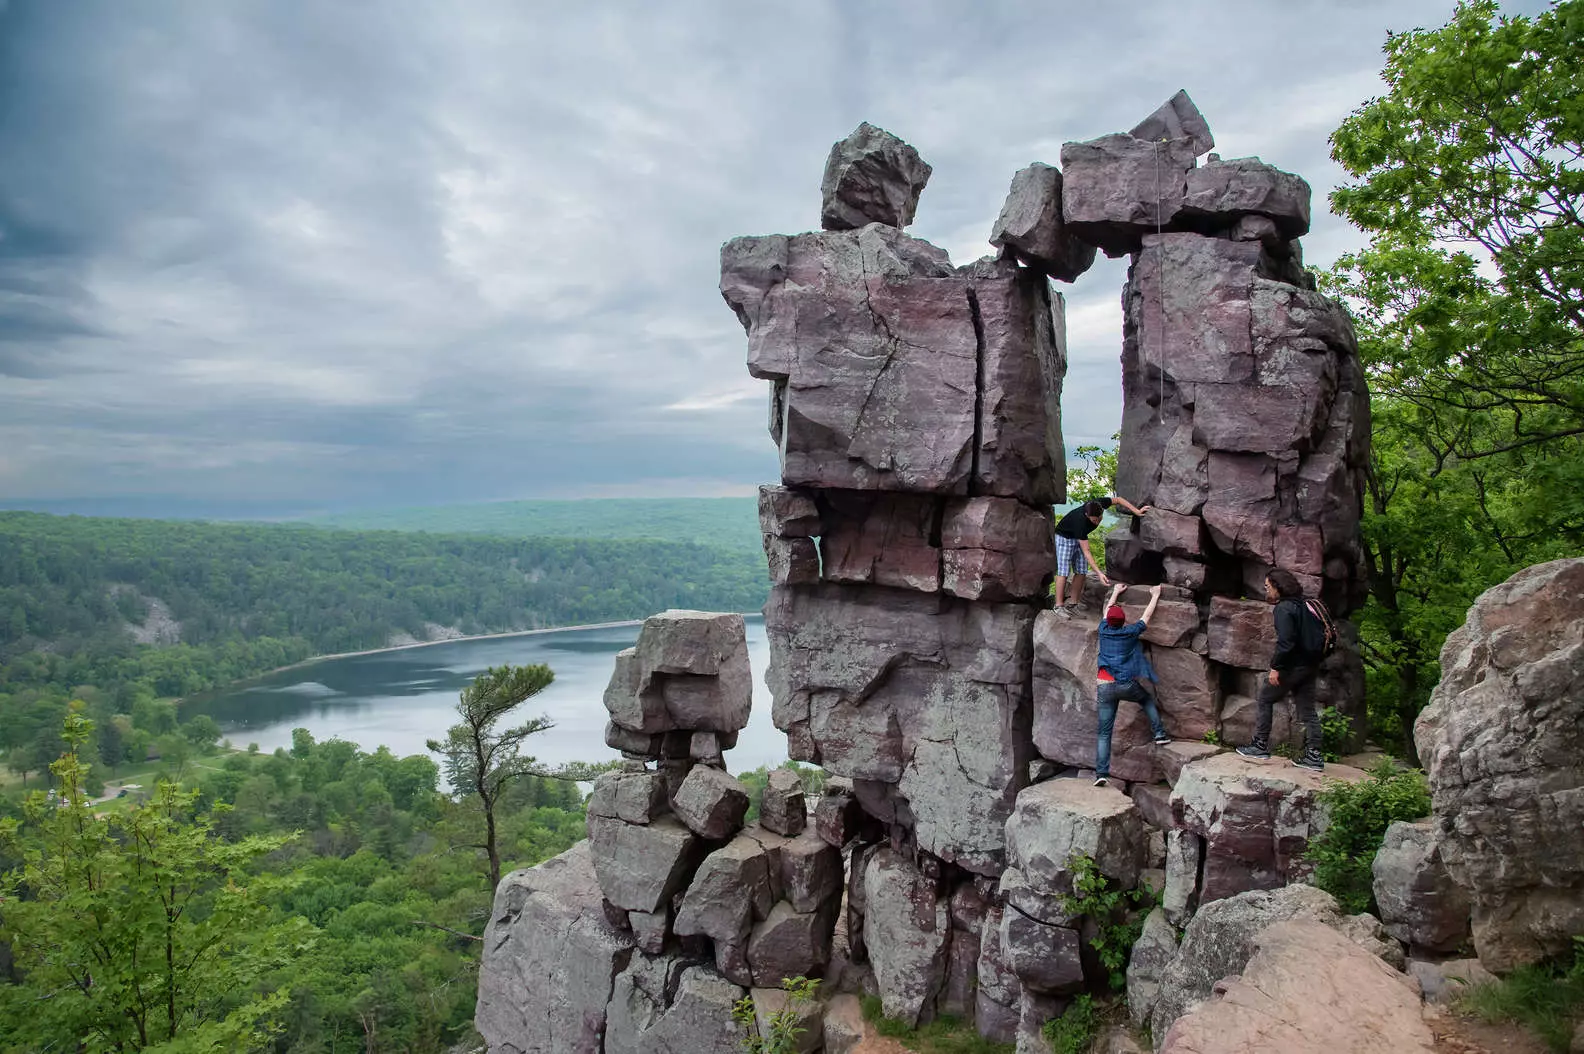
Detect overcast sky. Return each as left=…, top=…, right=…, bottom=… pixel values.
left=0, top=0, right=1547, bottom=518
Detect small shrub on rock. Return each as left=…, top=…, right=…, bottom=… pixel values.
left=1305, top=760, right=1430, bottom=914
left=1057, top=853, right=1156, bottom=990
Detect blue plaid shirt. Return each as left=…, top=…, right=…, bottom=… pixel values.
left=1097, top=619, right=1155, bottom=683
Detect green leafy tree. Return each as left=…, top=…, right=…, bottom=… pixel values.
left=1066, top=438, right=1119, bottom=502
left=1305, top=761, right=1431, bottom=914
left=427, top=664, right=557, bottom=889
left=1325, top=0, right=1584, bottom=752
left=0, top=713, right=311, bottom=1051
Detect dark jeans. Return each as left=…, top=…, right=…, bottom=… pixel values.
left=1096, top=678, right=1167, bottom=777
left=1253, top=664, right=1321, bottom=754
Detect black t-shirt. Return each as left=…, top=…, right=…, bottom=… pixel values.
left=1056, top=498, right=1113, bottom=539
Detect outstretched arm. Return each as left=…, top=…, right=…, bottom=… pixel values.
left=1079, top=539, right=1111, bottom=585
left=1111, top=495, right=1152, bottom=516
left=1140, top=584, right=1162, bottom=625
left=1107, top=582, right=1125, bottom=607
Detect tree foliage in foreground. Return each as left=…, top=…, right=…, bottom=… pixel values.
left=1325, top=0, right=1584, bottom=754
left=0, top=713, right=309, bottom=1052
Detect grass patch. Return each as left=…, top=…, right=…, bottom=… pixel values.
left=1042, top=994, right=1098, bottom=1054
left=858, top=997, right=1014, bottom=1054
left=1459, top=940, right=1584, bottom=1052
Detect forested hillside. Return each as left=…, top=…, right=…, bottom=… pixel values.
left=307, top=496, right=761, bottom=552
left=0, top=511, right=767, bottom=700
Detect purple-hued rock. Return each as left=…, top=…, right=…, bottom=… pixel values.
left=1138, top=509, right=1205, bottom=560
left=672, top=765, right=750, bottom=840
left=1371, top=819, right=1472, bottom=953
left=746, top=898, right=841, bottom=985
left=758, top=484, right=821, bottom=537
left=1205, top=596, right=1274, bottom=671
left=972, top=267, right=1069, bottom=504
left=1180, top=157, right=1311, bottom=237
left=1130, top=234, right=1263, bottom=386
left=940, top=496, right=1056, bottom=601
left=864, top=848, right=951, bottom=1027
left=1130, top=89, right=1215, bottom=156
left=760, top=767, right=808, bottom=838
left=989, top=163, right=1097, bottom=281
left=1031, top=610, right=1217, bottom=782
left=476, top=842, right=634, bottom=1054
left=778, top=829, right=843, bottom=913
left=765, top=582, right=1033, bottom=874
left=819, top=491, right=942, bottom=593
left=763, top=535, right=820, bottom=585
left=820, top=122, right=932, bottom=231
left=588, top=814, right=704, bottom=913
left=1415, top=558, right=1584, bottom=971
left=1170, top=752, right=1367, bottom=905
left=1061, top=134, right=1198, bottom=256
left=811, top=778, right=857, bottom=846
left=674, top=828, right=782, bottom=946
left=999, top=908, right=1085, bottom=993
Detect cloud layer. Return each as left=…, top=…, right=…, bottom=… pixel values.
left=0, top=0, right=1543, bottom=515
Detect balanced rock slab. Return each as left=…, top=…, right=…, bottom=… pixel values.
left=672, top=765, right=750, bottom=840
left=989, top=162, right=1096, bottom=281
left=1061, top=134, right=1198, bottom=257
left=820, top=121, right=932, bottom=231
left=1415, top=556, right=1584, bottom=971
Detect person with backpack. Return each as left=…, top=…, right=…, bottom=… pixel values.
left=1236, top=568, right=1334, bottom=771
left=1052, top=495, right=1151, bottom=617
left=1093, top=581, right=1172, bottom=787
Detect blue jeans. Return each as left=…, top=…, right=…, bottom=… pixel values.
left=1096, top=679, right=1167, bottom=777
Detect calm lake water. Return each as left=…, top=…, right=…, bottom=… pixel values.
left=188, top=616, right=788, bottom=775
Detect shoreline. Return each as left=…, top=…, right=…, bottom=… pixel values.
left=176, top=610, right=761, bottom=708
left=268, top=618, right=649, bottom=673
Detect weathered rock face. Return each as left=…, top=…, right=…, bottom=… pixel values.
left=1170, top=752, right=1366, bottom=905
left=1145, top=883, right=1397, bottom=1041
left=1415, top=557, right=1584, bottom=971
left=765, top=582, right=1034, bottom=874
left=863, top=848, right=951, bottom=1027
left=476, top=843, right=634, bottom=1054
left=820, top=121, right=933, bottom=231
left=1158, top=920, right=1433, bottom=1054
left=990, top=163, right=1097, bottom=282
left=480, top=102, right=1373, bottom=1054
left=1371, top=819, right=1470, bottom=953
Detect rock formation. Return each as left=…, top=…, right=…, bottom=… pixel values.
left=1415, top=556, right=1584, bottom=971
left=477, top=97, right=1381, bottom=1052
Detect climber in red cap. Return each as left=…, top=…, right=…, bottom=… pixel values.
left=1092, top=581, right=1171, bottom=787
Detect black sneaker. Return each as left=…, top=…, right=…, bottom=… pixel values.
left=1293, top=752, right=1325, bottom=772
left=1153, top=734, right=1172, bottom=746
left=1093, top=776, right=1108, bottom=788
left=1235, top=744, right=1271, bottom=760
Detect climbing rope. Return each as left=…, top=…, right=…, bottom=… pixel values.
left=1153, top=138, right=1166, bottom=425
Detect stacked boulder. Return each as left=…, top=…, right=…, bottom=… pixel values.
left=1038, top=90, right=1370, bottom=789
left=477, top=97, right=1380, bottom=1053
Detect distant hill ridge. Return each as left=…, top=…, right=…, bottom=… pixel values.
left=305, top=496, right=761, bottom=552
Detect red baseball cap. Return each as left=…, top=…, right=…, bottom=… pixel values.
left=1105, top=605, right=1126, bottom=626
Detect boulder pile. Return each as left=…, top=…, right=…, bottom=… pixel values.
left=476, top=96, right=1384, bottom=1052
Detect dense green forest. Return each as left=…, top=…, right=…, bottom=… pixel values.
left=0, top=510, right=767, bottom=701
left=306, top=496, right=762, bottom=553
left=0, top=716, right=588, bottom=1053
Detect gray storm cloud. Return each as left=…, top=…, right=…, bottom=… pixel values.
left=0, top=0, right=1546, bottom=514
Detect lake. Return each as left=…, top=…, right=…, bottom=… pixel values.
left=188, top=616, right=789, bottom=776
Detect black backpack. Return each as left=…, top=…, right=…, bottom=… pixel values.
left=1302, top=599, right=1338, bottom=659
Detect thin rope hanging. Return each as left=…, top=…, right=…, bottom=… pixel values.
left=1152, top=138, right=1166, bottom=424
